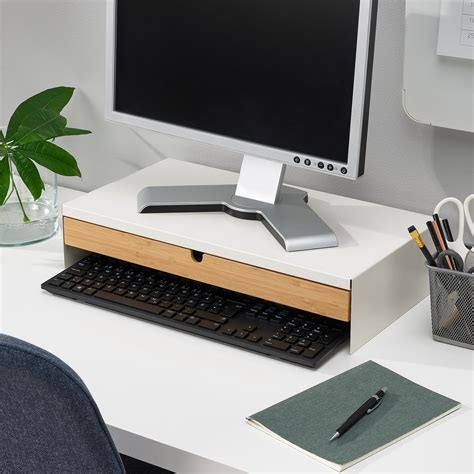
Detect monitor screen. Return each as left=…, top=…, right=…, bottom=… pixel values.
left=114, top=0, right=363, bottom=165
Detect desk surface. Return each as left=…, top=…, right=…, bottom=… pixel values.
left=1, top=187, right=472, bottom=474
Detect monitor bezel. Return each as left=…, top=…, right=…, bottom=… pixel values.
left=105, top=0, right=376, bottom=180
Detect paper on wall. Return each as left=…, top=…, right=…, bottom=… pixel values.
left=437, top=0, right=474, bottom=60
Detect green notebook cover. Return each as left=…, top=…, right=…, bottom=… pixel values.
left=247, top=361, right=460, bottom=471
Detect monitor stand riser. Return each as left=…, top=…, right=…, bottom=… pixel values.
left=137, top=156, right=338, bottom=252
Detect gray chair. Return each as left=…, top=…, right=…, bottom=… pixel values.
left=0, top=333, right=125, bottom=473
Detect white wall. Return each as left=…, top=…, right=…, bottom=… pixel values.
left=1, top=0, right=473, bottom=216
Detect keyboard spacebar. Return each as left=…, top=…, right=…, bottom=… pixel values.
left=95, top=291, right=163, bottom=316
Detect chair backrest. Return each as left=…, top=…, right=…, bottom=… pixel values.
left=0, top=333, right=125, bottom=473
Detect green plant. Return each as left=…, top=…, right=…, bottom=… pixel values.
left=0, top=86, right=90, bottom=222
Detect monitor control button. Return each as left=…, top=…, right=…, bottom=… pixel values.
left=341, top=167, right=347, bottom=175
left=327, top=164, right=334, bottom=171
left=294, top=156, right=300, bottom=164
left=304, top=159, right=311, bottom=166
left=317, top=162, right=324, bottom=169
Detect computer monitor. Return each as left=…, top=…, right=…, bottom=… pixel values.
left=105, top=0, right=378, bottom=251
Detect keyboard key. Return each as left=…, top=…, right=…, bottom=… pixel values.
left=103, top=285, right=116, bottom=293
left=289, top=346, right=304, bottom=355
left=136, top=294, right=149, bottom=302
left=182, top=307, right=195, bottom=315
left=248, top=334, right=261, bottom=343
left=319, top=332, right=339, bottom=345
left=159, top=301, right=172, bottom=308
left=185, top=315, right=200, bottom=325
left=263, top=339, right=290, bottom=351
left=171, top=304, right=184, bottom=312
left=284, top=335, right=298, bottom=344
left=92, top=282, right=105, bottom=290
left=221, top=302, right=244, bottom=318
left=303, top=343, right=325, bottom=359
left=72, top=285, right=86, bottom=293
left=242, top=323, right=257, bottom=333
left=272, top=332, right=285, bottom=341
left=71, top=276, right=83, bottom=284
left=235, top=330, right=249, bottom=339
left=222, top=328, right=236, bottom=336
left=58, top=272, right=72, bottom=281
left=174, top=312, right=188, bottom=322
left=49, top=278, right=64, bottom=287
left=61, top=281, right=74, bottom=289
left=125, top=291, right=138, bottom=299
left=195, top=310, right=228, bottom=324
left=83, top=288, right=96, bottom=296
left=114, top=288, right=127, bottom=296
left=69, top=267, right=85, bottom=276
left=198, top=320, right=221, bottom=331
left=297, top=339, right=311, bottom=348
left=162, top=310, right=176, bottom=318
left=148, top=297, right=160, bottom=305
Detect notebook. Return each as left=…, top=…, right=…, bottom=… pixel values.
left=247, top=361, right=460, bottom=471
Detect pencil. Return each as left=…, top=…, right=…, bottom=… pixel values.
left=408, top=226, right=436, bottom=267
left=432, top=218, right=454, bottom=270
left=427, top=221, right=443, bottom=254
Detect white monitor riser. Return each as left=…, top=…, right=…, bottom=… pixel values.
left=62, top=159, right=430, bottom=353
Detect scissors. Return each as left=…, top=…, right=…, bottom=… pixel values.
left=435, top=249, right=474, bottom=274
left=434, top=194, right=474, bottom=268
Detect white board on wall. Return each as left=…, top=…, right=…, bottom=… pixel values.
left=403, top=0, right=474, bottom=132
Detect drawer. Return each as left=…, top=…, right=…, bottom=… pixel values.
left=63, top=217, right=351, bottom=321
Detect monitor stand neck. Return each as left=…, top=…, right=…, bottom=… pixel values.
left=137, top=155, right=337, bottom=252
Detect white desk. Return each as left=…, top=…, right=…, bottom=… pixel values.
left=0, top=187, right=472, bottom=473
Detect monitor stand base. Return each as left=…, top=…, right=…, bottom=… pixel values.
left=137, top=184, right=338, bottom=252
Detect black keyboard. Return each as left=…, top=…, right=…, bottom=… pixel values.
left=41, top=254, right=349, bottom=368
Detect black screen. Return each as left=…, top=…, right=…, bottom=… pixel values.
left=115, top=0, right=361, bottom=163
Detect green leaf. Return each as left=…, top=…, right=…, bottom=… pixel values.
left=62, top=127, right=91, bottom=137
left=17, top=141, right=82, bottom=177
left=6, top=86, right=91, bottom=145
left=0, top=157, right=11, bottom=205
left=11, top=152, right=44, bottom=200
left=0, top=130, right=6, bottom=158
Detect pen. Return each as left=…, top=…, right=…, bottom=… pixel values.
left=432, top=216, right=454, bottom=270
left=408, top=226, right=436, bottom=267
left=329, top=387, right=387, bottom=442
left=442, top=218, right=454, bottom=242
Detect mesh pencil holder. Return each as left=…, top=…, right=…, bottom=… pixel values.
left=427, top=265, right=474, bottom=350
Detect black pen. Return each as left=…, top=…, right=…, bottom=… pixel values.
left=329, top=387, right=387, bottom=442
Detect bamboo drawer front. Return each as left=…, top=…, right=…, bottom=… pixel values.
left=63, top=217, right=351, bottom=321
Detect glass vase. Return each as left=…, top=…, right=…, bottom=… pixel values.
left=0, top=163, right=59, bottom=246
